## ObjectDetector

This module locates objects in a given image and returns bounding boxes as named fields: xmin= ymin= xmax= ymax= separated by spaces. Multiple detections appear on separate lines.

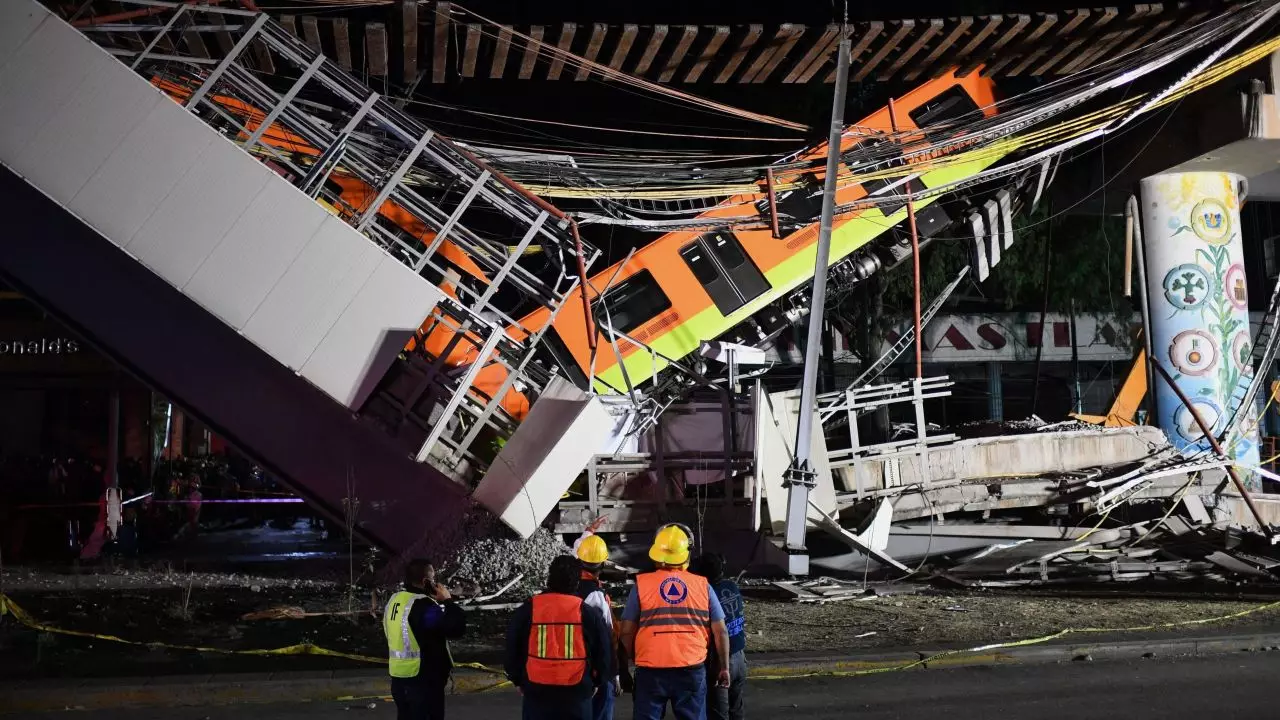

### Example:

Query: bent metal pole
xmin=782 ymin=31 xmax=850 ymax=574
xmin=1151 ymin=360 xmax=1272 ymax=537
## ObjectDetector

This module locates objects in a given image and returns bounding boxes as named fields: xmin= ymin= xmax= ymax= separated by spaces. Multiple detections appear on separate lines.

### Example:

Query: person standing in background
xmin=691 ymin=553 xmax=746 ymax=720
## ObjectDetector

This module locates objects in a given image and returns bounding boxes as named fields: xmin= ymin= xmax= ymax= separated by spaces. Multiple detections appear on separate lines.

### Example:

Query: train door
xmin=678 ymin=231 xmax=771 ymax=316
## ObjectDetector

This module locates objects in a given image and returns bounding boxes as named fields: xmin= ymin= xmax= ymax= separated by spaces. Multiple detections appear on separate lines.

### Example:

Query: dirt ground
xmin=4 ymin=567 xmax=1280 ymax=680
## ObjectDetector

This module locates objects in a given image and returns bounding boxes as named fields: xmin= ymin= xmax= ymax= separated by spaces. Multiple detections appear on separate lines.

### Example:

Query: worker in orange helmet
xmin=505 ymin=555 xmax=615 ymax=720
xmin=619 ymin=524 xmax=731 ymax=720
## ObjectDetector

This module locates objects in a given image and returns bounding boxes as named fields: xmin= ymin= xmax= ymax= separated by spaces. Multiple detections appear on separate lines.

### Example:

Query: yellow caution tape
xmin=750 ymin=599 xmax=1280 ymax=681
xmin=0 ymin=592 xmax=506 ymax=676
xmin=3 ymin=592 xmax=1279 ymax=688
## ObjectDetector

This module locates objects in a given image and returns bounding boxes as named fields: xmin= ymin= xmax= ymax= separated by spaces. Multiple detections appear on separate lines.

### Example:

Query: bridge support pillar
xmin=1140 ymin=171 xmax=1261 ymax=487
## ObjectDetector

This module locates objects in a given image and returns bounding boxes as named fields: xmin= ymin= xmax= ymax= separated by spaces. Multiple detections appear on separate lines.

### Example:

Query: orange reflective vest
xmin=526 ymin=593 xmax=588 ymax=686
xmin=634 ymin=569 xmax=712 ymax=668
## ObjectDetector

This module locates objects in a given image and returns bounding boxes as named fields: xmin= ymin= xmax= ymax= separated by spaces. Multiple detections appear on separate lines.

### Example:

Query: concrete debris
xmin=438 ymin=509 xmax=571 ymax=597
xmin=938 ymin=500 xmax=1280 ymax=588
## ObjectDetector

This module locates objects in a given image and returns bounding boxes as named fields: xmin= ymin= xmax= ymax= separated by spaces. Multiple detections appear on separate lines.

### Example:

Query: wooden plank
xmin=301 ymin=16 xmax=322 ymax=55
xmin=950 ymin=15 xmax=1003 ymax=76
xmin=783 ymin=24 xmax=839 ymax=84
xmin=490 ymin=25 xmax=512 ymax=79
xmin=880 ymin=17 xmax=943 ymax=80
xmin=752 ymin=24 xmax=805 ymax=83
xmin=1069 ymin=5 xmax=1154 ymax=72
xmin=432 ymin=1 xmax=450 ymax=83
xmin=605 ymin=24 xmax=638 ymax=80
xmin=575 ymin=23 xmax=608 ymax=80
xmin=401 ymin=0 xmax=417 ymax=80
xmin=461 ymin=23 xmax=480 ymax=77
xmin=367 ymin=22 xmax=388 ymax=76
xmin=332 ymin=18 xmax=352 ymax=71
xmin=632 ymin=24 xmax=668 ymax=76
xmin=279 ymin=15 xmax=297 ymax=38
xmin=996 ymin=13 xmax=1062 ymax=77
xmin=659 ymin=25 xmax=698 ymax=82
xmin=851 ymin=19 xmax=914 ymax=82
xmin=518 ymin=25 xmax=543 ymax=80
xmin=715 ymin=24 xmax=763 ymax=84
xmin=546 ymin=22 xmax=576 ymax=80
xmin=685 ymin=25 xmax=729 ymax=82
xmin=748 ymin=24 xmax=804 ymax=83
xmin=824 ymin=21 xmax=883 ymax=82
xmin=251 ymin=38 xmax=274 ymax=74
xmin=738 ymin=25 xmax=790 ymax=83
xmin=905 ymin=16 xmax=972 ymax=81
xmin=1114 ymin=4 xmax=1179 ymax=57
xmin=1030 ymin=9 xmax=1103 ymax=76
xmin=1055 ymin=7 xmax=1121 ymax=75
xmin=958 ymin=13 xmax=1029 ymax=76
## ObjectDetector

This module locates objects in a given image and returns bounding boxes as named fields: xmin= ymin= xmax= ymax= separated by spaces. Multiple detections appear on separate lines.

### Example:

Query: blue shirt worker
xmin=383 ymin=558 xmax=467 ymax=720
xmin=619 ymin=525 xmax=731 ymax=720
xmin=505 ymin=555 xmax=616 ymax=720
xmin=692 ymin=553 xmax=746 ymax=720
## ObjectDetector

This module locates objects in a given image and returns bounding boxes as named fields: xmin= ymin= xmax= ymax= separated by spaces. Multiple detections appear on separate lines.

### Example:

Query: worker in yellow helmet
xmin=619 ymin=525 xmax=731 ymax=720
xmin=573 ymin=531 xmax=621 ymax=719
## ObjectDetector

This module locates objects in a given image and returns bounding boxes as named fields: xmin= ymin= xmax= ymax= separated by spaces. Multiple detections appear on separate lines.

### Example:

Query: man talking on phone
xmin=384 ymin=558 xmax=466 ymax=720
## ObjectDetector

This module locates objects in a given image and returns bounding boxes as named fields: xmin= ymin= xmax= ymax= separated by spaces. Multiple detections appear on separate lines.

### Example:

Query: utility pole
xmin=782 ymin=29 xmax=850 ymax=576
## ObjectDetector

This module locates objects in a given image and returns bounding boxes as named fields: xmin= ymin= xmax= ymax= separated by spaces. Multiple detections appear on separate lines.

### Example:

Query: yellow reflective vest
xmin=384 ymin=590 xmax=428 ymax=678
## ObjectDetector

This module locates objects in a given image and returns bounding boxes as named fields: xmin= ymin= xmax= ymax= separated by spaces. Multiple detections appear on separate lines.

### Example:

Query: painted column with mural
xmin=1140 ymin=171 xmax=1260 ymax=487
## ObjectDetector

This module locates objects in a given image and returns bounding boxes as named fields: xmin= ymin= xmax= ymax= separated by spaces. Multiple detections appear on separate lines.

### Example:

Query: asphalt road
xmin=9 ymin=652 xmax=1280 ymax=719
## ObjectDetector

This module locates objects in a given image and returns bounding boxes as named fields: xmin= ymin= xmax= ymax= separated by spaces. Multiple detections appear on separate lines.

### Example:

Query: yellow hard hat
xmin=577 ymin=534 xmax=609 ymax=565
xmin=649 ymin=524 xmax=691 ymax=566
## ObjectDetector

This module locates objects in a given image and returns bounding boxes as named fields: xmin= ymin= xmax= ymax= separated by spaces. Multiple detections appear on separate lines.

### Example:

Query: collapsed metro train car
xmin=151 ymin=70 xmax=1008 ymax=419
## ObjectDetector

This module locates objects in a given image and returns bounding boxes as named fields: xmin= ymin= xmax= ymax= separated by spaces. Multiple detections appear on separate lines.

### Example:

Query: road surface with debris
xmin=5 ymin=652 xmax=1278 ymax=719
xmin=5 ymin=565 xmax=1280 ymax=679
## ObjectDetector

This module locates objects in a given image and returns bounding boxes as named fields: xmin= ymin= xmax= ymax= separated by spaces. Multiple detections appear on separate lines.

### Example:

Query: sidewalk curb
xmin=5 ymin=632 xmax=1280 ymax=713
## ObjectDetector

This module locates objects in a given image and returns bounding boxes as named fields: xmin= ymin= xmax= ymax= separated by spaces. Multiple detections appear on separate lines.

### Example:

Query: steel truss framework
xmin=77 ymin=0 xmax=601 ymax=479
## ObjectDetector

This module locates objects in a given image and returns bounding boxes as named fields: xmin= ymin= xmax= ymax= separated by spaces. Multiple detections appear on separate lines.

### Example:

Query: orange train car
xmin=462 ymin=71 xmax=1008 ymax=409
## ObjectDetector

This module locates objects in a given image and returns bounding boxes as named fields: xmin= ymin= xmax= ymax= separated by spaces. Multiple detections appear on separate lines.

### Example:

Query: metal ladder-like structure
xmin=819 ymin=265 xmax=969 ymax=426
xmin=1223 ymin=270 xmax=1280 ymax=440
xmin=78 ymin=1 xmax=600 ymax=480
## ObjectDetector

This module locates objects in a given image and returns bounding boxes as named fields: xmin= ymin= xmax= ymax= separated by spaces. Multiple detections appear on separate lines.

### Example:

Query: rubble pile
xmin=438 ymin=510 xmax=571 ymax=597
xmin=937 ymin=494 xmax=1280 ymax=588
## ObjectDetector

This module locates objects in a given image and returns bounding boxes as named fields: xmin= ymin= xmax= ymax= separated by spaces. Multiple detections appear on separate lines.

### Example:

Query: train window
xmin=681 ymin=232 xmax=770 ymax=317
xmin=865 ymin=176 xmax=926 ymax=218
xmin=594 ymin=270 xmax=672 ymax=336
xmin=908 ymin=85 xmax=980 ymax=131
xmin=776 ymin=173 xmax=824 ymax=222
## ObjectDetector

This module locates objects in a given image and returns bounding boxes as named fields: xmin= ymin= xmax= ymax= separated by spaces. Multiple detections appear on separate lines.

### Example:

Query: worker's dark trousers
xmin=707 ymin=650 xmax=747 ymax=720
xmin=592 ymin=679 xmax=616 ymax=720
xmin=523 ymin=695 xmax=592 ymax=720
xmin=632 ymin=666 xmax=707 ymax=720
xmin=391 ymin=676 xmax=446 ymax=720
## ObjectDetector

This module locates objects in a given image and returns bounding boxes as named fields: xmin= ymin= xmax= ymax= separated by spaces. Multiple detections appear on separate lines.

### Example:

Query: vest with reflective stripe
xmin=384 ymin=590 xmax=427 ymax=678
xmin=634 ymin=569 xmax=711 ymax=668
xmin=526 ymin=593 xmax=588 ymax=686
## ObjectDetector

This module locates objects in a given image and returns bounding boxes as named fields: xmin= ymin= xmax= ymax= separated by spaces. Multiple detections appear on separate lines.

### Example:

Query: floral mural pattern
xmin=1143 ymin=172 xmax=1260 ymax=488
